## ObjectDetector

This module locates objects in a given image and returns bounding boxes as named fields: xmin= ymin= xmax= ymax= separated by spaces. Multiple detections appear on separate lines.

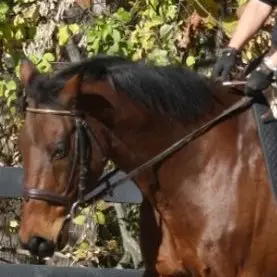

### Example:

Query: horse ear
xmin=60 ymin=74 xmax=80 ymax=105
xmin=19 ymin=58 xmax=38 ymax=87
xmin=62 ymin=74 xmax=80 ymax=96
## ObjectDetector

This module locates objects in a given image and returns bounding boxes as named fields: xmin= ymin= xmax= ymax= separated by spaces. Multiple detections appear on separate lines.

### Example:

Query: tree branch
xmin=112 ymin=203 xmax=142 ymax=269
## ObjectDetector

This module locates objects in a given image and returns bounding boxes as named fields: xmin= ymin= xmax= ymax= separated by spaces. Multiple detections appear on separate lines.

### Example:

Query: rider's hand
xmin=212 ymin=47 xmax=240 ymax=81
xmin=244 ymin=60 xmax=274 ymax=97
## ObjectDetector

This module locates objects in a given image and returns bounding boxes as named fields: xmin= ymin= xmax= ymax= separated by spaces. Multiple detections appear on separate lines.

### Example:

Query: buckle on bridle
xmin=65 ymin=200 xmax=82 ymax=221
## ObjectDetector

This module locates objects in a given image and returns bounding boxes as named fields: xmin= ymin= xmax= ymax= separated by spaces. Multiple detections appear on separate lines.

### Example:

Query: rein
xmin=23 ymin=83 xmax=252 ymax=220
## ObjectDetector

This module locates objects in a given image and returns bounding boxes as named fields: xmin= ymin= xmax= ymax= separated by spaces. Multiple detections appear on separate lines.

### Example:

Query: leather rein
xmin=22 ymin=81 xmax=252 ymax=220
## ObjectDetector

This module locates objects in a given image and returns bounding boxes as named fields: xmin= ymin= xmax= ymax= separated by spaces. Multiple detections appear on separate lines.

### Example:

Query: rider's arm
xmin=228 ymin=0 xmax=273 ymax=50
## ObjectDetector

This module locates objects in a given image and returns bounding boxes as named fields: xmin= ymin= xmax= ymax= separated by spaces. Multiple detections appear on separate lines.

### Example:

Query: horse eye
xmin=52 ymin=141 xmax=67 ymax=160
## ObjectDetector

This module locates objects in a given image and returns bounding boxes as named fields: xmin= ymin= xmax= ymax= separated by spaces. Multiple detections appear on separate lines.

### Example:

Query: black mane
xmin=27 ymin=55 xmax=216 ymax=121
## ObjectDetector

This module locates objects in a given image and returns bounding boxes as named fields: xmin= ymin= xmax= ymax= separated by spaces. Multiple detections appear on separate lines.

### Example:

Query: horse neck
xmin=103 ymin=85 xmax=246 ymax=172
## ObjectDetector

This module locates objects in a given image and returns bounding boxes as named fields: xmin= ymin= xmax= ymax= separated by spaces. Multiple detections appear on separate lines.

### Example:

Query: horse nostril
xmin=27 ymin=236 xmax=55 ymax=258
xmin=28 ymin=236 xmax=41 ymax=256
xmin=38 ymin=240 xmax=55 ymax=258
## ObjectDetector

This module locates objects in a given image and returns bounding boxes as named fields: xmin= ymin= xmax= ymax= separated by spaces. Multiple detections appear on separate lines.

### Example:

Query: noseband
xmin=22 ymin=95 xmax=253 ymax=221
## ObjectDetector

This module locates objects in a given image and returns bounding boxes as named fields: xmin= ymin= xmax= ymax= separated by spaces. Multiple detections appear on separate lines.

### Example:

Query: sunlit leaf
xmin=112 ymin=29 xmax=121 ymax=42
xmin=57 ymin=25 xmax=70 ymax=46
xmin=159 ymin=24 xmax=173 ymax=39
xmin=73 ymin=214 xmax=86 ymax=225
xmin=7 ymin=93 xmax=17 ymax=107
xmin=68 ymin=24 xmax=80 ymax=35
xmin=37 ymin=60 xmax=51 ymax=73
xmin=186 ymin=55 xmax=196 ymax=67
xmin=96 ymin=200 xmax=110 ymax=211
xmin=43 ymin=52 xmax=55 ymax=62
xmin=93 ymin=211 xmax=105 ymax=225
xmin=14 ymin=28 xmax=24 ymax=40
xmin=22 ymin=4 xmax=37 ymax=19
xmin=113 ymin=8 xmax=131 ymax=23
xmin=80 ymin=241 xmax=89 ymax=250
xmin=0 ymin=81 xmax=4 ymax=97
xmin=0 ymin=2 xmax=9 ymax=22
xmin=5 ymin=80 xmax=17 ymax=91
xmin=13 ymin=15 xmax=24 ymax=26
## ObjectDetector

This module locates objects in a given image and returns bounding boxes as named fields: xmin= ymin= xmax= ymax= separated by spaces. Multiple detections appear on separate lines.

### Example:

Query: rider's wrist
xmin=227 ymin=44 xmax=240 ymax=50
xmin=227 ymin=43 xmax=241 ymax=52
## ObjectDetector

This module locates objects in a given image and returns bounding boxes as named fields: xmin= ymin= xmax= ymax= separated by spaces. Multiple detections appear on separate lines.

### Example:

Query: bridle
xmin=22 ymin=88 xmax=253 ymax=221
xmin=22 ymin=107 xmax=110 ymax=220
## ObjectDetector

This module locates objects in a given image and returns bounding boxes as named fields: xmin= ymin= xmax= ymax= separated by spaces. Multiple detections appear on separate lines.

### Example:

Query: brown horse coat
xmin=18 ymin=56 xmax=277 ymax=277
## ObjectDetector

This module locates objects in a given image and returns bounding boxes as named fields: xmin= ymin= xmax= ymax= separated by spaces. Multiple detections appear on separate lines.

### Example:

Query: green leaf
xmin=86 ymin=29 xmax=96 ymax=43
xmin=102 ymin=26 xmax=111 ymax=41
xmin=164 ymin=4 xmax=177 ymax=20
xmin=37 ymin=60 xmax=51 ymax=73
xmin=2 ymin=27 xmax=13 ymax=40
xmin=68 ymin=24 xmax=80 ymax=35
xmin=57 ymin=25 xmax=70 ymax=46
xmin=186 ymin=55 xmax=196 ymax=67
xmin=13 ymin=15 xmax=25 ymax=26
xmin=0 ymin=2 xmax=9 ymax=22
xmin=148 ymin=49 xmax=169 ymax=65
xmin=222 ymin=16 xmax=237 ymax=37
xmin=113 ymin=8 xmax=131 ymax=23
xmin=22 ymin=4 xmax=37 ymax=19
xmin=0 ymin=81 xmax=4 ymax=97
xmin=112 ymin=29 xmax=121 ymax=43
xmin=15 ymin=63 xmax=20 ymax=78
xmin=7 ymin=93 xmax=16 ymax=107
xmin=132 ymin=49 xmax=143 ymax=61
xmin=5 ymin=80 xmax=17 ymax=91
xmin=159 ymin=24 xmax=173 ymax=39
xmin=96 ymin=200 xmax=109 ymax=211
xmin=28 ymin=54 xmax=40 ymax=64
xmin=79 ymin=241 xmax=89 ymax=250
xmin=13 ymin=4 xmax=22 ymax=14
xmin=27 ymin=26 xmax=36 ymax=38
xmin=93 ymin=211 xmax=105 ymax=225
xmin=73 ymin=214 xmax=85 ymax=225
xmin=148 ymin=0 xmax=158 ymax=8
xmin=107 ymin=43 xmax=119 ymax=55
xmin=82 ymin=206 xmax=91 ymax=214
xmin=88 ymin=37 xmax=100 ymax=53
xmin=43 ymin=52 xmax=55 ymax=62
xmin=14 ymin=28 xmax=24 ymax=40
xmin=237 ymin=0 xmax=248 ymax=6
xmin=148 ymin=16 xmax=164 ymax=27
xmin=10 ymin=107 xmax=16 ymax=114
xmin=4 ymin=89 xmax=10 ymax=98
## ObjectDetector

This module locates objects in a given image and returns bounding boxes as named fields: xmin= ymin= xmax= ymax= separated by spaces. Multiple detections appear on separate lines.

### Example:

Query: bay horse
xmin=18 ymin=55 xmax=277 ymax=277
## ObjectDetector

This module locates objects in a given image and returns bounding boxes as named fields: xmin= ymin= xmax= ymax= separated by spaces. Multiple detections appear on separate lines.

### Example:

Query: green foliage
xmin=57 ymin=23 xmax=81 ymax=46
xmin=73 ymin=200 xmax=109 ymax=226
xmin=0 ymin=79 xmax=17 ymax=114
xmin=86 ymin=0 xmax=181 ymax=65
xmin=85 ymin=0 xmax=269 ymax=71
xmin=0 ymin=2 xmax=9 ymax=22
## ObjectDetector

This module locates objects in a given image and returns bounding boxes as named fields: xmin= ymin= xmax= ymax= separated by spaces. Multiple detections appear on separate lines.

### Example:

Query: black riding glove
xmin=212 ymin=47 xmax=240 ymax=81
xmin=244 ymin=60 xmax=274 ymax=97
